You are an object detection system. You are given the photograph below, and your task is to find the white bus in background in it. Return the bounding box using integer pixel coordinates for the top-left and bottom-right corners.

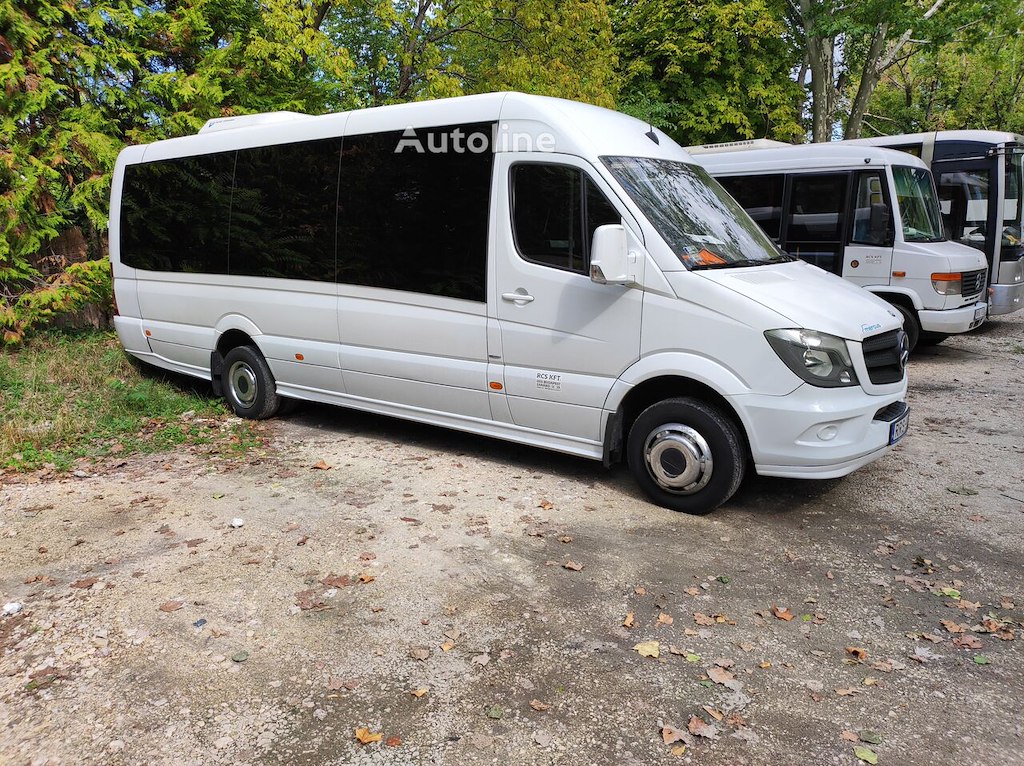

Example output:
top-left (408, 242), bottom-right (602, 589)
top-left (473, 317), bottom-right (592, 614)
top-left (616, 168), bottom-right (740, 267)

top-left (843, 131), bottom-right (1024, 316)
top-left (690, 141), bottom-right (988, 350)
top-left (109, 93), bottom-right (910, 515)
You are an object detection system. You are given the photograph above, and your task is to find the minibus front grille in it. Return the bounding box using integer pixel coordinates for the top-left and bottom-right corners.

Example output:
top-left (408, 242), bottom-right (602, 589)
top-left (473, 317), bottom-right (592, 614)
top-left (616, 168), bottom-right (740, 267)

top-left (862, 330), bottom-right (904, 385)
top-left (961, 269), bottom-right (987, 301)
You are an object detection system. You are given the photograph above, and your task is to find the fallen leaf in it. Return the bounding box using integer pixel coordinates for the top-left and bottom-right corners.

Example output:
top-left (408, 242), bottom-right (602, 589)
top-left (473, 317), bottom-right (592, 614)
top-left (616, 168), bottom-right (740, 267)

top-left (538, 500), bottom-right (554, 510)
top-left (623, 612), bottom-right (635, 628)
top-left (707, 667), bottom-right (734, 685)
top-left (836, 688), bottom-right (861, 696)
top-left (385, 736), bottom-right (401, 747)
top-left (973, 654), bottom-right (991, 665)
top-left (634, 640), bottom-right (660, 658)
top-left (846, 646), bottom-right (868, 662)
top-left (411, 688), bottom-right (429, 698)
top-left (661, 725), bottom-right (686, 744)
top-left (771, 604), bottom-right (795, 621)
top-left (738, 642), bottom-right (755, 652)
top-left (471, 653), bottom-right (490, 666)
top-left (702, 706), bottom-right (725, 721)
top-left (563, 560), bottom-right (583, 572)
top-left (327, 677), bottom-right (346, 690)
top-left (938, 587), bottom-right (961, 599)
top-left (687, 715), bottom-right (719, 740)
top-left (311, 460), bottom-right (332, 471)
top-left (657, 613), bottom-right (674, 626)
top-left (941, 619), bottom-right (967, 634)
top-left (534, 730), bottom-right (553, 747)
top-left (953, 635), bottom-right (983, 649)
top-left (860, 730), bottom-right (883, 745)
top-left (529, 699), bottom-right (551, 711)
top-left (441, 640), bottom-right (455, 652)
top-left (354, 727), bottom-right (382, 744)
top-left (158, 600), bottom-right (184, 612)
top-left (670, 744), bottom-right (687, 756)
top-left (358, 573), bottom-right (375, 584)
top-left (559, 536), bottom-right (573, 544)
top-left (322, 574), bottom-right (352, 588)
top-left (685, 586), bottom-right (701, 596)
top-left (635, 586), bottom-right (647, 595)
top-left (694, 612), bottom-right (715, 626)
top-left (71, 577), bottom-right (100, 589)
top-left (486, 706), bottom-right (503, 719)
top-left (841, 730), bottom-right (859, 742)
top-left (409, 648), bottom-right (430, 661)
top-left (854, 745), bottom-right (879, 764)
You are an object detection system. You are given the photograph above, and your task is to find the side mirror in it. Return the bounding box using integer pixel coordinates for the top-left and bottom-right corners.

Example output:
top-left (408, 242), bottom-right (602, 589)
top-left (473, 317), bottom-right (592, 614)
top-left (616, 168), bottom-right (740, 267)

top-left (590, 224), bottom-right (635, 285)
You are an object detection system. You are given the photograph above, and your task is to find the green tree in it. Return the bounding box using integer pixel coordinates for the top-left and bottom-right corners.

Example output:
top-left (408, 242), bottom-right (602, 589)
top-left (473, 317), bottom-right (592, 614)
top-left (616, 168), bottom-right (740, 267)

top-left (864, 7), bottom-right (1024, 135)
top-left (613, 0), bottom-right (803, 146)
top-left (789, 0), bottom-right (1002, 141)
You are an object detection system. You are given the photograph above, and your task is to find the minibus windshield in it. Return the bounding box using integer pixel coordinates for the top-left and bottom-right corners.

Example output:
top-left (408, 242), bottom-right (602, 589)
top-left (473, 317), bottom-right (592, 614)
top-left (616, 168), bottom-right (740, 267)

top-left (892, 166), bottom-right (944, 242)
top-left (602, 156), bottom-right (792, 269)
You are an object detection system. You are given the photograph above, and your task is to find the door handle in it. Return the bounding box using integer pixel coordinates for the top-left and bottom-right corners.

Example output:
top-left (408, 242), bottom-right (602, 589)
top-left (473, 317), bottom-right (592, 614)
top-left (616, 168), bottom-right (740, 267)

top-left (501, 291), bottom-right (535, 304)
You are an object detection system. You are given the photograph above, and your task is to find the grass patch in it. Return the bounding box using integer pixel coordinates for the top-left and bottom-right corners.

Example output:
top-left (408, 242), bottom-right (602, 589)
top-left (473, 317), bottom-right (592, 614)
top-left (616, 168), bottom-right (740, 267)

top-left (0, 330), bottom-right (263, 471)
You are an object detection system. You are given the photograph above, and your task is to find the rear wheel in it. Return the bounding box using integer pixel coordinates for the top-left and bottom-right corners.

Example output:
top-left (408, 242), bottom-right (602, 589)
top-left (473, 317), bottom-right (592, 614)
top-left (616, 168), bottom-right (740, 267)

top-left (222, 345), bottom-right (281, 420)
top-left (892, 303), bottom-right (920, 352)
top-left (626, 397), bottom-right (746, 515)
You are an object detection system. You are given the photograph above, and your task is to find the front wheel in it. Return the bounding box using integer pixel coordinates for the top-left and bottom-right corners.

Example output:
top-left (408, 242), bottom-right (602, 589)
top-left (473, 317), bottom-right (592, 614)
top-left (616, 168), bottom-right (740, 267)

top-left (222, 345), bottom-right (281, 419)
top-left (891, 303), bottom-right (920, 352)
top-left (626, 397), bottom-right (746, 515)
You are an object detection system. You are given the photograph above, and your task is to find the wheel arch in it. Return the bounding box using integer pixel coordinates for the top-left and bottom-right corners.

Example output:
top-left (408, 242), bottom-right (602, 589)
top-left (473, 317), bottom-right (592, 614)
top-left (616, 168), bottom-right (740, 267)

top-left (210, 318), bottom-right (262, 396)
top-left (603, 374), bottom-right (750, 467)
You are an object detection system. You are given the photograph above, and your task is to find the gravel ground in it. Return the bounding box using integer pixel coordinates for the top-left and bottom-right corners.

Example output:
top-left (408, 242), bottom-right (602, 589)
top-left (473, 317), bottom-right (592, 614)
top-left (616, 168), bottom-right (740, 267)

top-left (1, 313), bottom-right (1023, 766)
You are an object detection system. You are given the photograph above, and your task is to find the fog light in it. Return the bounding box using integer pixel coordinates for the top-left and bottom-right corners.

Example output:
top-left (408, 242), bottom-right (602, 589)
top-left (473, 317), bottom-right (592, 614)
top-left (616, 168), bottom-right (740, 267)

top-left (817, 425), bottom-right (839, 441)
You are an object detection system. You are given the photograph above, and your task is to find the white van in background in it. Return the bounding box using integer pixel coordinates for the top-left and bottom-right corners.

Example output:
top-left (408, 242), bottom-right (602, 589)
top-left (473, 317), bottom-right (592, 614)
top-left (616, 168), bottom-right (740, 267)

top-left (690, 141), bottom-right (989, 350)
top-left (109, 93), bottom-right (909, 515)
top-left (842, 130), bottom-right (1024, 316)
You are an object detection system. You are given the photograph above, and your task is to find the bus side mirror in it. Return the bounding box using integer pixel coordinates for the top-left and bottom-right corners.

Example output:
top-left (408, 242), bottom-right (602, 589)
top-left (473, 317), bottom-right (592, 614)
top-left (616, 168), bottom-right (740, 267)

top-left (870, 202), bottom-right (891, 243)
top-left (590, 224), bottom-right (636, 286)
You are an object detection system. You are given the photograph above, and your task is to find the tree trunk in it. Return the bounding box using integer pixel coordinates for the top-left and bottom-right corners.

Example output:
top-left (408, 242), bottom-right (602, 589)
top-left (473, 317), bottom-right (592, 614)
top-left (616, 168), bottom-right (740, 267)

top-left (844, 22), bottom-right (889, 139)
top-left (799, 0), bottom-right (835, 142)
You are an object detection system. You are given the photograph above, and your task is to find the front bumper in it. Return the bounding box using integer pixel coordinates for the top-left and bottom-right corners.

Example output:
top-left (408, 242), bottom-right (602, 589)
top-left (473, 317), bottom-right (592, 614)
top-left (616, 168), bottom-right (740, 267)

top-left (729, 382), bottom-right (908, 480)
top-left (989, 281), bottom-right (1024, 316)
top-left (918, 301), bottom-right (987, 334)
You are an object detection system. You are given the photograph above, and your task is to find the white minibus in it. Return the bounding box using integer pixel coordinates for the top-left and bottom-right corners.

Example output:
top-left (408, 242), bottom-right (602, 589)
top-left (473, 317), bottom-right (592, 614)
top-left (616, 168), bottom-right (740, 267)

top-left (110, 93), bottom-right (909, 515)
top-left (843, 130), bottom-right (1024, 316)
top-left (690, 141), bottom-right (989, 350)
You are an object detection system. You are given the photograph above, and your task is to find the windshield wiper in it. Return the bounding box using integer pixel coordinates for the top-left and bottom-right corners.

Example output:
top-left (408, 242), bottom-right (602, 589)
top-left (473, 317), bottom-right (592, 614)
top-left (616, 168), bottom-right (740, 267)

top-left (691, 257), bottom-right (788, 271)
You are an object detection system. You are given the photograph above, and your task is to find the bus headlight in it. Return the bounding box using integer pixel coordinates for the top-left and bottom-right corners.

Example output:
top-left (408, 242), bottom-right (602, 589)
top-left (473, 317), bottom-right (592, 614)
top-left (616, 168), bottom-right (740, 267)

top-left (931, 272), bottom-right (963, 295)
top-left (765, 329), bottom-right (859, 388)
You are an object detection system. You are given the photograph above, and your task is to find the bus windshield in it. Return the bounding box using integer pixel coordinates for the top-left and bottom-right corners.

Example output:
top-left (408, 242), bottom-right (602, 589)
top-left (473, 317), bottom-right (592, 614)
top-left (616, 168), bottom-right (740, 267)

top-left (1004, 149), bottom-right (1024, 245)
top-left (892, 166), bottom-right (944, 242)
top-left (602, 156), bottom-right (791, 270)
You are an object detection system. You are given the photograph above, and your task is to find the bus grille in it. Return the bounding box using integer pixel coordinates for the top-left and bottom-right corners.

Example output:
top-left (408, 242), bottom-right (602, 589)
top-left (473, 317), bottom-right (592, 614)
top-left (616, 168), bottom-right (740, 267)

top-left (961, 269), bottom-right (987, 301)
top-left (862, 330), bottom-right (905, 385)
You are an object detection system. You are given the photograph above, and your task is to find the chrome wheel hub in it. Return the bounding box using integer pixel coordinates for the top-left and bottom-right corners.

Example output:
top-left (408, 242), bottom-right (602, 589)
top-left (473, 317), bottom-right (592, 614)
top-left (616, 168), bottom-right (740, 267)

top-left (228, 361), bottom-right (258, 407)
top-left (643, 423), bottom-right (713, 495)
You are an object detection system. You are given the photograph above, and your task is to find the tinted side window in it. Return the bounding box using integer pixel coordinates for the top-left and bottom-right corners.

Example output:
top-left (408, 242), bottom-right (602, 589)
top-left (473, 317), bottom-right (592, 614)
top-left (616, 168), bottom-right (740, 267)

top-left (336, 123), bottom-right (493, 301)
top-left (512, 164), bottom-right (620, 274)
top-left (121, 153), bottom-right (234, 273)
top-left (230, 139), bottom-right (342, 281)
top-left (786, 174), bottom-right (846, 242)
top-left (718, 174), bottom-right (784, 239)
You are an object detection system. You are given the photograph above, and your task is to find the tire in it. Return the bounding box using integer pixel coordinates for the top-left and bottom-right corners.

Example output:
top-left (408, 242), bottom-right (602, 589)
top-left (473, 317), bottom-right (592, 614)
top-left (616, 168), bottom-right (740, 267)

top-left (626, 397), bottom-right (746, 515)
top-left (892, 303), bottom-right (920, 352)
top-left (918, 331), bottom-right (949, 346)
top-left (221, 345), bottom-right (281, 420)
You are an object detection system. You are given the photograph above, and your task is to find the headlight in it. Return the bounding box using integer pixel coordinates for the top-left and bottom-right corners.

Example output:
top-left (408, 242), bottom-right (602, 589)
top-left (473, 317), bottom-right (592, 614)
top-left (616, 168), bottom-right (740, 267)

top-left (765, 329), bottom-right (859, 388)
top-left (931, 272), bottom-right (962, 295)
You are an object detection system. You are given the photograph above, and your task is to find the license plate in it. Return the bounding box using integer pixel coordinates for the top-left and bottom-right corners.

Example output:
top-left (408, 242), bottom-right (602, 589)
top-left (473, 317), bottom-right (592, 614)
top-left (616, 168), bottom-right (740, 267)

top-left (974, 305), bottom-right (987, 322)
top-left (889, 409), bottom-right (910, 445)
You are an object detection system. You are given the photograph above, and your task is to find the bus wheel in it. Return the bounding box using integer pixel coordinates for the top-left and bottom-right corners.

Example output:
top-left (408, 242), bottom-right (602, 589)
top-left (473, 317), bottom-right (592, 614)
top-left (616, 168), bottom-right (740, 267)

top-left (918, 331), bottom-right (949, 346)
top-left (626, 397), bottom-right (746, 515)
top-left (892, 304), bottom-right (920, 352)
top-left (222, 345), bottom-right (281, 420)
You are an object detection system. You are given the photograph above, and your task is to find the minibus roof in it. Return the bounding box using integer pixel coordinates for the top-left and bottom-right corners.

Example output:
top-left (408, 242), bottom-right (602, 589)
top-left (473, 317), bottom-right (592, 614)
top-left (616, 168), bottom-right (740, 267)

top-left (845, 130), bottom-right (1024, 148)
top-left (126, 92), bottom-right (694, 167)
top-left (690, 141), bottom-right (930, 176)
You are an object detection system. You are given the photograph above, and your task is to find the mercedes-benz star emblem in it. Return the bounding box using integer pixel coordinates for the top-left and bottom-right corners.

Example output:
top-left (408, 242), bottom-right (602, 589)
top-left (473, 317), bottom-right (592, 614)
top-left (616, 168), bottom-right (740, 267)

top-left (897, 331), bottom-right (910, 372)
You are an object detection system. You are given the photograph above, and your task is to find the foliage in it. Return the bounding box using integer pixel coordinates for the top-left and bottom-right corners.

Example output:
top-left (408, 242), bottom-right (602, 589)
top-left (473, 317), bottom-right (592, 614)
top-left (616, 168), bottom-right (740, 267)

top-left (864, 6), bottom-right (1024, 135)
top-left (789, 0), bottom-right (1006, 141)
top-left (613, 0), bottom-right (803, 145)
top-left (0, 330), bottom-right (262, 471)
